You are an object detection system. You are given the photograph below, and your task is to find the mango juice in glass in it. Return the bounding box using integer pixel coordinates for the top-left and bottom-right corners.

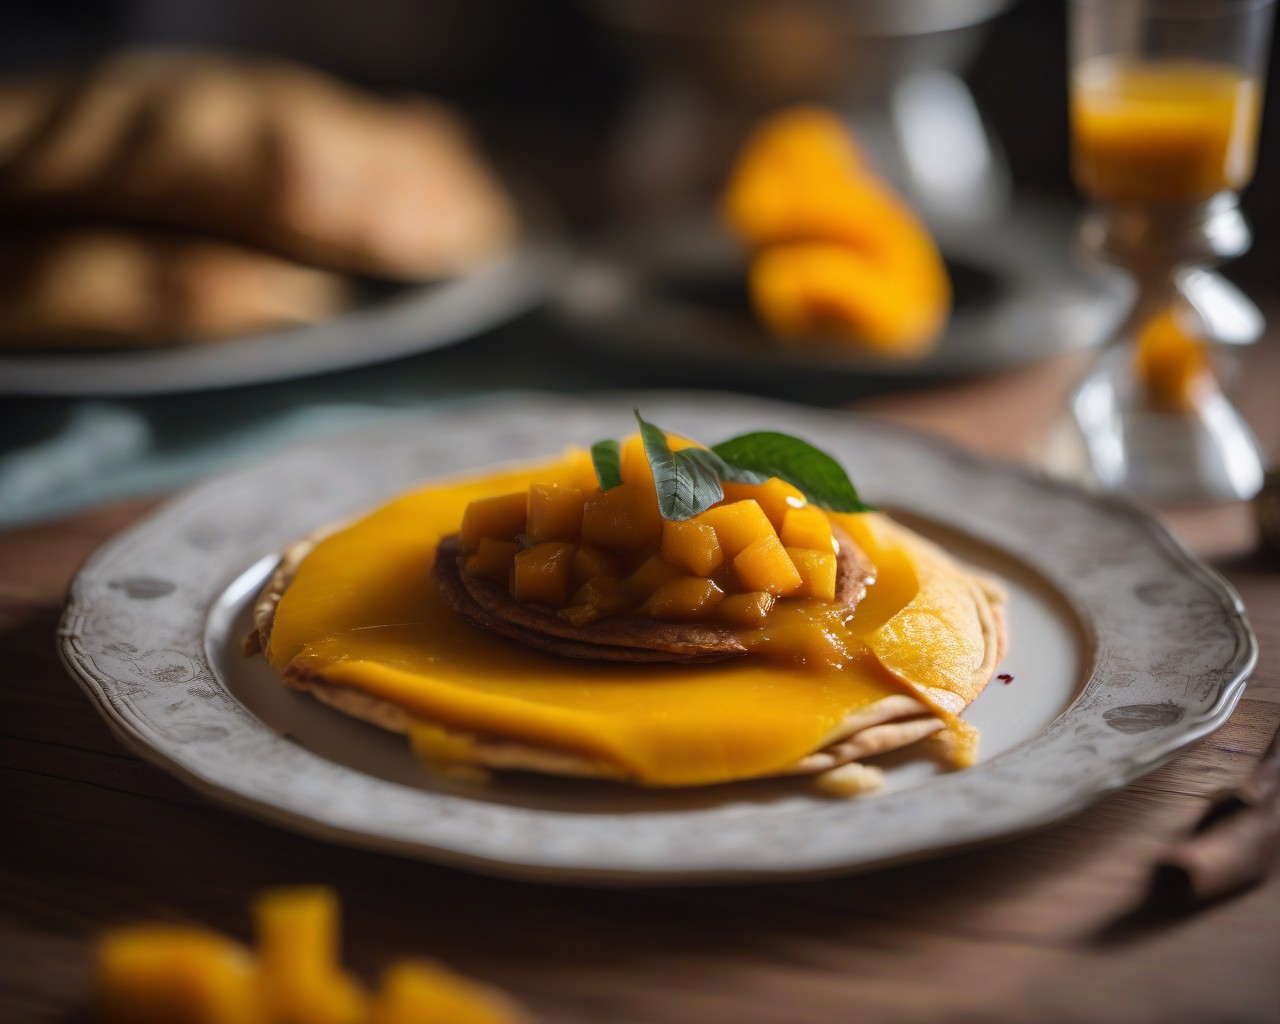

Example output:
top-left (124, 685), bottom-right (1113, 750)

top-left (1070, 0), bottom-right (1273, 207)
top-left (1072, 56), bottom-right (1261, 205)
top-left (1058, 0), bottom-right (1274, 504)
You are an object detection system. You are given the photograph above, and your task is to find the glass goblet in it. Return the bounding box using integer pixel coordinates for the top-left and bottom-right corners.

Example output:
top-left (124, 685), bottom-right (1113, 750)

top-left (1063, 0), bottom-right (1274, 503)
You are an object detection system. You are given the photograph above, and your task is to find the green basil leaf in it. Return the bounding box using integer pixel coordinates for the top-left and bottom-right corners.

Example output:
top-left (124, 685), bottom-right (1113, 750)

top-left (712, 431), bottom-right (875, 512)
top-left (630, 410), bottom-right (870, 520)
top-left (635, 410), bottom-right (735, 520)
top-left (710, 455), bottom-right (771, 487)
top-left (590, 439), bottom-right (623, 490)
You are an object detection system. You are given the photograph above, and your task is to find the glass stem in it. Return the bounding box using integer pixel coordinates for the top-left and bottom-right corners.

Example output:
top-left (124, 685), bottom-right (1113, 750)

top-left (1101, 266), bottom-right (1177, 357)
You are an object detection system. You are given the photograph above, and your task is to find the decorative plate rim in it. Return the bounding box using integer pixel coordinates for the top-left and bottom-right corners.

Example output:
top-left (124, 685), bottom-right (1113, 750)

top-left (58, 392), bottom-right (1256, 884)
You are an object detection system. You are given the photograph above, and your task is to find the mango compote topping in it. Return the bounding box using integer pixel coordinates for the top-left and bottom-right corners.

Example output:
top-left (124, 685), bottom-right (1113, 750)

top-left (456, 433), bottom-right (861, 664)
top-left (722, 106), bottom-right (950, 356)
top-left (1072, 57), bottom-right (1261, 206)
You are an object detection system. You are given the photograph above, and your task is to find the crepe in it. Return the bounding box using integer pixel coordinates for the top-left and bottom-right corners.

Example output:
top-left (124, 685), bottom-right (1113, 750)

top-left (248, 455), bottom-right (1007, 793)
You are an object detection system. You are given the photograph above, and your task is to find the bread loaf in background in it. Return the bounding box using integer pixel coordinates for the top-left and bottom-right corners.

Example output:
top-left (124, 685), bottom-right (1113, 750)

top-left (0, 51), bottom-right (516, 281)
top-left (0, 228), bottom-right (348, 348)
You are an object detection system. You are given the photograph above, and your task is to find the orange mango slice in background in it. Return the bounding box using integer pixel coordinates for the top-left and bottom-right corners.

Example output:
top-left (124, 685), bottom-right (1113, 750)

top-left (751, 242), bottom-right (946, 357)
top-left (723, 105), bottom-right (950, 356)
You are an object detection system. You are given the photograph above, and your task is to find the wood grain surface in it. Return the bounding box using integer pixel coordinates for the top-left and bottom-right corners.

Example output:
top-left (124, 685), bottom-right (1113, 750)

top-left (4, 344), bottom-right (1280, 1024)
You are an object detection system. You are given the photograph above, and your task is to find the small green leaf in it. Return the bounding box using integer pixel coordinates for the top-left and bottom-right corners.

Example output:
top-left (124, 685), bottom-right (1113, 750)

top-left (591, 439), bottom-right (623, 490)
top-left (635, 410), bottom-right (746, 520)
top-left (711, 456), bottom-right (770, 487)
top-left (712, 431), bottom-right (874, 512)
top-left (628, 410), bottom-right (870, 520)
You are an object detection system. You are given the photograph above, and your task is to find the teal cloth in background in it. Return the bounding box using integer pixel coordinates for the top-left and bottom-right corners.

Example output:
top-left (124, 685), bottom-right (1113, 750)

top-left (0, 401), bottom-right (418, 525)
top-left (0, 314), bottom-right (880, 527)
top-left (0, 317), bottom-right (626, 526)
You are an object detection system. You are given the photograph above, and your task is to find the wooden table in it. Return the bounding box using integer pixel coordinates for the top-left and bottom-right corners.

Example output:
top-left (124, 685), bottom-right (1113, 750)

top-left (4, 345), bottom-right (1280, 1024)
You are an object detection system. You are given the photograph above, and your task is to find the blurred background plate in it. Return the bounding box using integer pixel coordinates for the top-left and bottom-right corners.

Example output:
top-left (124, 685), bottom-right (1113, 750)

top-left (554, 201), bottom-right (1130, 389)
top-left (0, 229), bottom-right (565, 398)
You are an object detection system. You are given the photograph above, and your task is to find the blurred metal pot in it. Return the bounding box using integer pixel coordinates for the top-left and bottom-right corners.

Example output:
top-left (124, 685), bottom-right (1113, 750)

top-left (590, 0), bottom-right (1017, 218)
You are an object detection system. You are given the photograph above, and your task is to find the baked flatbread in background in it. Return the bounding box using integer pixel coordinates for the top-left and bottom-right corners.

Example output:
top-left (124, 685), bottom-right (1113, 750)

top-left (0, 51), bottom-right (516, 280)
top-left (0, 228), bottom-right (347, 348)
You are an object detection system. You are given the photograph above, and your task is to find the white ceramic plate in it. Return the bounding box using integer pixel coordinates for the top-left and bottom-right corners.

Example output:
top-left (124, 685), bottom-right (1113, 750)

top-left (0, 236), bottom-right (562, 397)
top-left (59, 394), bottom-right (1255, 884)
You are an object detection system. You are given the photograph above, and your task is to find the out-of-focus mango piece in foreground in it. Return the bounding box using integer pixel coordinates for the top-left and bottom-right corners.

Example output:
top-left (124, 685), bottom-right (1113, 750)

top-left (254, 887), bottom-right (366, 1024)
top-left (1133, 307), bottom-right (1217, 413)
top-left (95, 927), bottom-right (264, 1024)
top-left (94, 888), bottom-right (529, 1023)
top-left (368, 961), bottom-right (529, 1024)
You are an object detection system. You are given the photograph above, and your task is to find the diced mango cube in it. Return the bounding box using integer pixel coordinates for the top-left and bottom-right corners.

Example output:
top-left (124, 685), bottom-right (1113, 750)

top-left (620, 433), bottom-right (657, 491)
top-left (254, 887), bottom-right (365, 1024)
top-left (734, 534), bottom-right (802, 595)
top-left (721, 479), bottom-right (806, 530)
top-left (526, 483), bottom-right (584, 544)
top-left (779, 505), bottom-right (835, 553)
top-left (367, 960), bottom-right (525, 1024)
top-left (787, 547), bottom-right (837, 601)
top-left (580, 484), bottom-right (662, 551)
top-left (95, 926), bottom-right (262, 1024)
top-left (694, 500), bottom-right (777, 558)
top-left (661, 520), bottom-right (724, 576)
top-left (717, 591), bottom-right (777, 628)
top-left (563, 449), bottom-right (601, 492)
top-left (459, 493), bottom-right (527, 553)
top-left (511, 542), bottom-right (576, 607)
top-left (559, 577), bottom-right (634, 627)
top-left (570, 545), bottom-right (621, 589)
top-left (619, 431), bottom-right (704, 492)
top-left (640, 577), bottom-right (726, 621)
top-left (464, 539), bottom-right (519, 586)
top-left (624, 553), bottom-right (687, 600)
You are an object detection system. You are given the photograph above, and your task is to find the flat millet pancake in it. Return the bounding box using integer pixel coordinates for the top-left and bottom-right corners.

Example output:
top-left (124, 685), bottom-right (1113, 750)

top-left (430, 523), bottom-right (874, 664)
